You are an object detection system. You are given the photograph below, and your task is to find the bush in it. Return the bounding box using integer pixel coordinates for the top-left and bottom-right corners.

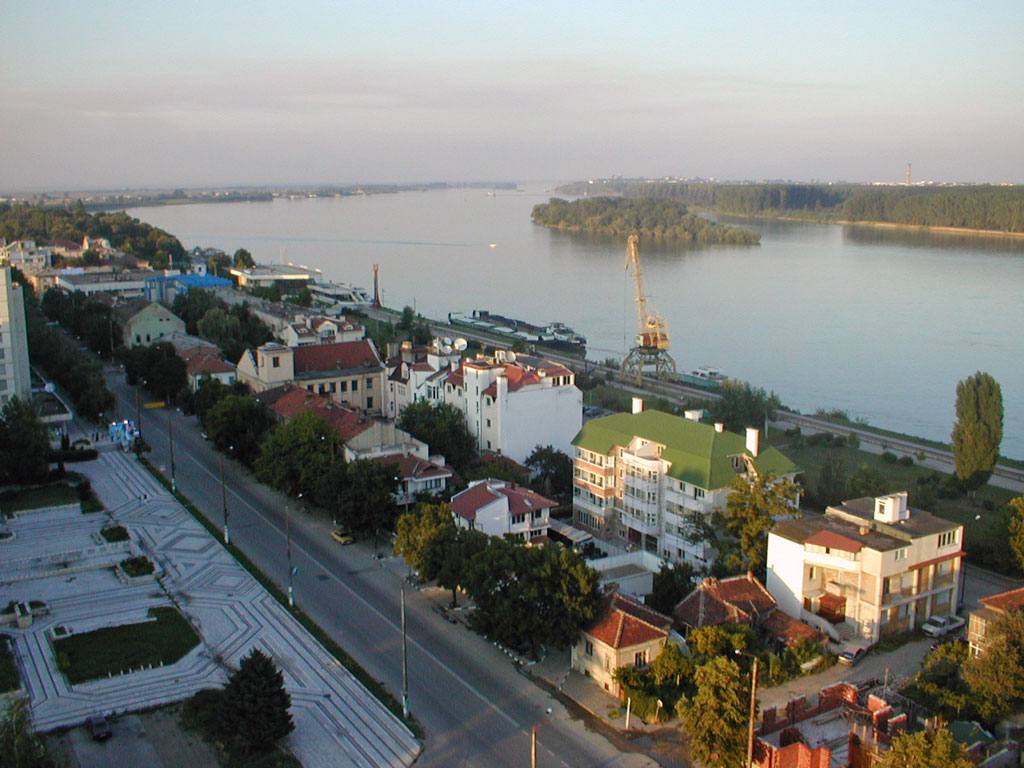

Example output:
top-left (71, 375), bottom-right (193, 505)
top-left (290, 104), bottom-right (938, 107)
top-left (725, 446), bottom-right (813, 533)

top-left (50, 448), bottom-right (99, 463)
top-left (101, 525), bottom-right (129, 542)
top-left (120, 556), bottom-right (154, 577)
top-left (847, 432), bottom-right (860, 449)
top-left (898, 455), bottom-right (914, 467)
top-left (881, 451), bottom-right (898, 464)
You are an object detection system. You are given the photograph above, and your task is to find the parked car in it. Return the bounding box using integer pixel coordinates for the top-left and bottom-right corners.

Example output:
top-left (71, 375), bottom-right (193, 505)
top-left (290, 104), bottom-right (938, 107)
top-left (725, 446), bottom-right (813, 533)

top-left (838, 646), bottom-right (867, 666)
top-left (921, 614), bottom-right (966, 638)
top-left (86, 714), bottom-right (112, 741)
top-left (330, 528), bottom-right (354, 545)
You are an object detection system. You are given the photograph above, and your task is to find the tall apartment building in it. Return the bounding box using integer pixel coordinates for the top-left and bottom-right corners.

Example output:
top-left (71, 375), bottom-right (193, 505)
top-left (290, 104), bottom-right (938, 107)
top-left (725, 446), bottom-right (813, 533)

top-left (767, 492), bottom-right (965, 644)
top-left (0, 266), bottom-right (32, 406)
top-left (571, 405), bottom-right (799, 567)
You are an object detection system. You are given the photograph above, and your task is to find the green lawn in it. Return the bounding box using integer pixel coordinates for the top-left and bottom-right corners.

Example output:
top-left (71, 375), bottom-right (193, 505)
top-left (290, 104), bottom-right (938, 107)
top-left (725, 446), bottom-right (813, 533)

top-left (55, 606), bottom-right (199, 684)
top-left (0, 636), bottom-right (20, 692)
top-left (0, 484), bottom-right (79, 515)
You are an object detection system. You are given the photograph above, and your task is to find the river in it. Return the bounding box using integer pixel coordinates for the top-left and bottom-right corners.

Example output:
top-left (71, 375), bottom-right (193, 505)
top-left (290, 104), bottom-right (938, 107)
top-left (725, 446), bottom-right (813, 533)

top-left (126, 185), bottom-right (1024, 459)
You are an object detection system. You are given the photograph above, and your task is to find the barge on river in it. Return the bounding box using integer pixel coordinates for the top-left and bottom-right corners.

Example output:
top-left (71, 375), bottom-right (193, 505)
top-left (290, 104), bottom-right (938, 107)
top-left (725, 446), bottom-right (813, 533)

top-left (448, 310), bottom-right (586, 352)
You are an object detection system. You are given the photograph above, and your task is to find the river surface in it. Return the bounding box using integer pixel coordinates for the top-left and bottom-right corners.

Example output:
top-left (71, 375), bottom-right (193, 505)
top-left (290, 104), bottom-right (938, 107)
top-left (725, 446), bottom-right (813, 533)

top-left (126, 185), bottom-right (1024, 458)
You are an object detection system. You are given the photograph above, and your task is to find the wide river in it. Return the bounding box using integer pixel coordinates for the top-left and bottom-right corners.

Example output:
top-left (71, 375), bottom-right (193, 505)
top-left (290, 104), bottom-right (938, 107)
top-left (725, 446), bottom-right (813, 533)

top-left (127, 185), bottom-right (1024, 459)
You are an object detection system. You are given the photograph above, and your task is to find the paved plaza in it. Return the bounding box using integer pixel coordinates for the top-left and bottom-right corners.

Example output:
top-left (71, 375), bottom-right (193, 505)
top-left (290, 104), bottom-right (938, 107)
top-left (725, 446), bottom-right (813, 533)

top-left (0, 450), bottom-right (419, 767)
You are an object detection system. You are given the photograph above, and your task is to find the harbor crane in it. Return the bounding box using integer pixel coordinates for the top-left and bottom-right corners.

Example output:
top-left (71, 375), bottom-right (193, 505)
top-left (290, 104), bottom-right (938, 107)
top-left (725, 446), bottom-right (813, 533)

top-left (621, 233), bottom-right (677, 384)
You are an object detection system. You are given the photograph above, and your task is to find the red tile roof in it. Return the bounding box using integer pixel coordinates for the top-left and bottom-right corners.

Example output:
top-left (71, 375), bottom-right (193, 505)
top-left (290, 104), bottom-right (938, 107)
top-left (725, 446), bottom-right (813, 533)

top-left (371, 453), bottom-right (452, 481)
top-left (186, 353), bottom-right (235, 376)
top-left (805, 529), bottom-right (863, 553)
top-left (674, 574), bottom-right (777, 630)
top-left (293, 340), bottom-right (381, 374)
top-left (449, 479), bottom-right (556, 522)
top-left (980, 585), bottom-right (1024, 614)
top-left (586, 592), bottom-right (672, 650)
top-left (269, 387), bottom-right (374, 441)
top-left (450, 482), bottom-right (499, 522)
top-left (760, 610), bottom-right (826, 647)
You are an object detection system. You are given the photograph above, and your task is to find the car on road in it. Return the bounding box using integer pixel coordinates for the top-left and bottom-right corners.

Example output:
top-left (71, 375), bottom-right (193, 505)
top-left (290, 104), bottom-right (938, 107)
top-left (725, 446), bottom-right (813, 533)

top-left (86, 714), bottom-right (112, 741)
top-left (330, 528), bottom-right (354, 545)
top-left (838, 646), bottom-right (868, 666)
top-left (921, 614), bottom-right (966, 638)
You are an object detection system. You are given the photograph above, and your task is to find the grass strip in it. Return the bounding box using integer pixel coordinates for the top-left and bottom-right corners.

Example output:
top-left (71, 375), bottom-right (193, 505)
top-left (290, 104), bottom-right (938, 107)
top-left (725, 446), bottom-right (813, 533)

top-left (0, 635), bottom-right (20, 692)
top-left (55, 606), bottom-right (198, 684)
top-left (139, 457), bottom-right (422, 738)
top-left (0, 483), bottom-right (79, 514)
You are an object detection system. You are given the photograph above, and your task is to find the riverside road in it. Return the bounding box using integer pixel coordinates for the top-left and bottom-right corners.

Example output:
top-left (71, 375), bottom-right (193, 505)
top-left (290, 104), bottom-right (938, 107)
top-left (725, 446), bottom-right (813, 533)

top-left (105, 371), bottom-right (655, 768)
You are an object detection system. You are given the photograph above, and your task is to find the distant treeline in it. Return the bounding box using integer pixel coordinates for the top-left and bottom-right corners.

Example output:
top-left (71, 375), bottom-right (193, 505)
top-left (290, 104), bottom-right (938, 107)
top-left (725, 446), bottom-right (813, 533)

top-left (530, 197), bottom-right (761, 244)
top-left (555, 180), bottom-right (1024, 233)
top-left (0, 201), bottom-right (187, 267)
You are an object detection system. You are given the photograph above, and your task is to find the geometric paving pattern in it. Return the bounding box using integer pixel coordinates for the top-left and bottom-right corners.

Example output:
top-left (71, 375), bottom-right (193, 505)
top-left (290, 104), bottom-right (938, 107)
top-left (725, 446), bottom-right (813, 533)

top-left (0, 451), bottom-right (419, 767)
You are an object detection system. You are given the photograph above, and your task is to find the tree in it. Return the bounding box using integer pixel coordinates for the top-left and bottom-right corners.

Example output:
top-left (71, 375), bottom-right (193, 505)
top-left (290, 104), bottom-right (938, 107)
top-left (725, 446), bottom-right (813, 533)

top-left (204, 394), bottom-right (274, 466)
top-left (525, 445), bottom-right (573, 502)
top-left (902, 641), bottom-right (976, 721)
top-left (254, 412), bottom-right (336, 497)
top-left (421, 526), bottom-right (490, 607)
top-left (951, 371), bottom-right (1003, 492)
top-left (218, 648), bottom-right (294, 754)
top-left (233, 248), bottom-right (255, 268)
top-left (876, 728), bottom-right (971, 768)
top-left (963, 609), bottom-right (1024, 721)
top-left (647, 561), bottom-right (696, 616)
top-left (394, 502), bottom-right (455, 573)
top-left (714, 472), bottom-right (801, 577)
top-left (208, 251), bottom-right (231, 277)
top-left (849, 464), bottom-right (889, 498)
top-left (398, 400), bottom-right (476, 474)
top-left (0, 397), bottom-right (51, 485)
top-left (678, 656), bottom-right (748, 768)
top-left (337, 459), bottom-right (400, 535)
top-left (0, 699), bottom-right (58, 768)
top-left (1009, 495), bottom-right (1024, 572)
top-left (816, 449), bottom-right (847, 507)
top-left (710, 380), bottom-right (781, 433)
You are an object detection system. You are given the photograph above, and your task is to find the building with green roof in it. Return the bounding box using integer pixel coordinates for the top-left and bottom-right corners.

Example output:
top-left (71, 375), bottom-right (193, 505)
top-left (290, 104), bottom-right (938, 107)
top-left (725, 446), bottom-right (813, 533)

top-left (572, 406), bottom-right (799, 567)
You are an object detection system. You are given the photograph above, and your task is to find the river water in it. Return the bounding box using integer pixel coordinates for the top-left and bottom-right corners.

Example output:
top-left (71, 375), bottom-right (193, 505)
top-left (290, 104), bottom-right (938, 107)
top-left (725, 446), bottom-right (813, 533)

top-left (126, 185), bottom-right (1024, 458)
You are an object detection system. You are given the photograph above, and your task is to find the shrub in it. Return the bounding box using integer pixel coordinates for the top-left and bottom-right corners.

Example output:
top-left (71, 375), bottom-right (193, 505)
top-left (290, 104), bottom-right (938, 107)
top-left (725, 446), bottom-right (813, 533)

top-left (101, 525), bottom-right (129, 542)
top-left (898, 455), bottom-right (914, 467)
top-left (50, 448), bottom-right (99, 463)
top-left (881, 451), bottom-right (898, 464)
top-left (847, 432), bottom-right (861, 449)
top-left (120, 556), bottom-right (154, 577)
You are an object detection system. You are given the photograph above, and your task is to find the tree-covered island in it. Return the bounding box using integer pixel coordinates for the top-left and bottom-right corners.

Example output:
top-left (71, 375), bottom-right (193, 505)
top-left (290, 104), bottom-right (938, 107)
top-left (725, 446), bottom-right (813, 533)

top-left (530, 196), bottom-right (761, 244)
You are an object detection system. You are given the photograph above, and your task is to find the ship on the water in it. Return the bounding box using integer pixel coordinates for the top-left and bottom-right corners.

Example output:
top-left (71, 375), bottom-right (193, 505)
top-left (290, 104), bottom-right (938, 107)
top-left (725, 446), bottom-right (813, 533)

top-left (448, 310), bottom-right (586, 352)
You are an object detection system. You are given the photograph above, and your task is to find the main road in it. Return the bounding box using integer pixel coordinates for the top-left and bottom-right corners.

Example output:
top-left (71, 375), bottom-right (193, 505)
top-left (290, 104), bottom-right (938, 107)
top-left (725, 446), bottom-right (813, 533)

top-left (104, 372), bottom-right (655, 768)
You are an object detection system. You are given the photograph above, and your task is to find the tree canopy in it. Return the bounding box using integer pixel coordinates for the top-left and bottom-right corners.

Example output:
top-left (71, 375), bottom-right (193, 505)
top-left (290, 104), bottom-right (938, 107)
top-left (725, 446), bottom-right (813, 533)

top-left (204, 393), bottom-right (274, 466)
top-left (394, 502), bottom-right (455, 573)
top-left (1009, 495), bottom-right (1024, 573)
top-left (710, 380), bottom-right (781, 434)
top-left (217, 648), bottom-right (294, 754)
top-left (398, 400), bottom-right (477, 474)
top-left (647, 560), bottom-right (697, 616)
top-left (713, 472), bottom-right (801, 577)
top-left (337, 459), bottom-right (400, 535)
top-left (0, 398), bottom-right (51, 485)
top-left (951, 371), bottom-right (1003, 491)
top-left (254, 412), bottom-right (337, 497)
top-left (531, 197), bottom-right (760, 243)
top-left (963, 608), bottom-right (1024, 720)
top-left (876, 728), bottom-right (972, 768)
top-left (677, 656), bottom-right (749, 768)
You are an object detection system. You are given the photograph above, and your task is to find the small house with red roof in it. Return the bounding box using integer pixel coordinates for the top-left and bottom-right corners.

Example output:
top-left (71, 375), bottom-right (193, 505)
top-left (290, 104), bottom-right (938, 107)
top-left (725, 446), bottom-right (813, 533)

top-left (450, 478), bottom-right (556, 542)
top-left (236, 339), bottom-right (384, 414)
top-left (968, 585), bottom-right (1024, 657)
top-left (280, 315), bottom-right (365, 347)
top-left (674, 573), bottom-right (778, 633)
top-left (571, 591), bottom-right (674, 696)
top-left (184, 352), bottom-right (236, 391)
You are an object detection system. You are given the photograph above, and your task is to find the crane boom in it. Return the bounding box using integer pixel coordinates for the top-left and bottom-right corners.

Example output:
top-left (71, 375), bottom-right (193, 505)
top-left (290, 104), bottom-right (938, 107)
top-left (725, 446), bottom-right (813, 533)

top-left (625, 234), bottom-right (670, 351)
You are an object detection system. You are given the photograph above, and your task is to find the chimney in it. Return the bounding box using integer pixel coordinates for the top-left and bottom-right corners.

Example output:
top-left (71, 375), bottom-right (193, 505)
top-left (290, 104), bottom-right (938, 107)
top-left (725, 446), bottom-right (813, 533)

top-left (746, 427), bottom-right (760, 457)
top-left (714, 423), bottom-right (725, 433)
top-left (684, 409), bottom-right (704, 422)
top-left (632, 397), bottom-right (644, 414)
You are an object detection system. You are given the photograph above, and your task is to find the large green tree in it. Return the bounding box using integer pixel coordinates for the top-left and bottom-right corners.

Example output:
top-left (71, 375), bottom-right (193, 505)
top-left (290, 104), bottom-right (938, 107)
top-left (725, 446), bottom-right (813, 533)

top-left (951, 371), bottom-right (1003, 492)
top-left (678, 656), bottom-right (749, 768)
top-left (204, 394), bottom-right (274, 466)
top-left (525, 445), bottom-right (573, 502)
top-left (647, 561), bottom-right (696, 616)
top-left (421, 526), bottom-right (490, 607)
top-left (398, 400), bottom-right (476, 474)
top-left (217, 648), bottom-right (294, 754)
top-left (1009, 495), bottom-right (1024, 572)
top-left (963, 608), bottom-right (1024, 721)
top-left (816, 449), bottom-right (847, 507)
top-left (710, 380), bottom-right (781, 433)
top-left (254, 412), bottom-right (336, 497)
top-left (233, 248), bottom-right (255, 268)
top-left (901, 641), bottom-right (976, 721)
top-left (0, 699), bottom-right (59, 768)
top-left (0, 398), bottom-right (51, 485)
top-left (876, 728), bottom-right (971, 768)
top-left (713, 472), bottom-right (801, 577)
top-left (337, 459), bottom-right (400, 535)
top-left (394, 502), bottom-right (455, 573)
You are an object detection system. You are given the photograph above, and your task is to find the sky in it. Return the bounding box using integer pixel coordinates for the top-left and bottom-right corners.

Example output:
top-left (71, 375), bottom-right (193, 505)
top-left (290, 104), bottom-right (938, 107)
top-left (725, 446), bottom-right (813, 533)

top-left (2, 0), bottom-right (1023, 190)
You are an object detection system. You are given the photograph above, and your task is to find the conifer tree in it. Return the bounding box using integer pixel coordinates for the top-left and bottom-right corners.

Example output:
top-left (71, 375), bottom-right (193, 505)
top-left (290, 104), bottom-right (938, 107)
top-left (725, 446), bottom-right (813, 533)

top-left (951, 371), bottom-right (1003, 492)
top-left (219, 648), bottom-right (294, 753)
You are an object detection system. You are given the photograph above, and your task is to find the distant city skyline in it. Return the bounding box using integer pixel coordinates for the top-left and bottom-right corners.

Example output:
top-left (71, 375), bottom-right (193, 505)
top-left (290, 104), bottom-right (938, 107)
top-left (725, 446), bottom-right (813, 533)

top-left (2, 1), bottom-right (1022, 190)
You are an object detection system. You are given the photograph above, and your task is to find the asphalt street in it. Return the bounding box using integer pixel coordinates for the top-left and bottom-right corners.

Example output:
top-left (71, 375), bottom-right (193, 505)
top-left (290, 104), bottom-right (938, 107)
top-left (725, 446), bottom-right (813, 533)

top-left (104, 372), bottom-right (654, 768)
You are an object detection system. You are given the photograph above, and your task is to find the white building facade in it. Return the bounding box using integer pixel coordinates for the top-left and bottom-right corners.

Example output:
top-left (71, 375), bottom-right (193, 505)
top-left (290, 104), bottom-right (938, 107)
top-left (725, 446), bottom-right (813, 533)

top-left (0, 266), bottom-right (31, 405)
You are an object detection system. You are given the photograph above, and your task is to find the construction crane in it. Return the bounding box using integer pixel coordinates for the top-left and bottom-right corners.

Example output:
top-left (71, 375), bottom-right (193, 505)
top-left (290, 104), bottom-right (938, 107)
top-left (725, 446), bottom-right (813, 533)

top-left (621, 233), bottom-right (677, 384)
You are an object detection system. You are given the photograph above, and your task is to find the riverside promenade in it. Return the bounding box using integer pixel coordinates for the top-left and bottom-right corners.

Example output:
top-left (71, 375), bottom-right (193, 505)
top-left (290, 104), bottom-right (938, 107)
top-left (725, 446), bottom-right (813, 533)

top-left (1, 449), bottom-right (419, 768)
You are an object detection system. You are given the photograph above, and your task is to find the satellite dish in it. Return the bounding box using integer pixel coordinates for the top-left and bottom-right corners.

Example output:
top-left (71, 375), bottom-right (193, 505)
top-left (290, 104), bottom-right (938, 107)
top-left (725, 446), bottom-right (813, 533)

top-left (441, 345), bottom-right (453, 354)
top-left (442, 337), bottom-right (454, 347)
top-left (453, 338), bottom-right (468, 351)
top-left (505, 351), bottom-right (517, 363)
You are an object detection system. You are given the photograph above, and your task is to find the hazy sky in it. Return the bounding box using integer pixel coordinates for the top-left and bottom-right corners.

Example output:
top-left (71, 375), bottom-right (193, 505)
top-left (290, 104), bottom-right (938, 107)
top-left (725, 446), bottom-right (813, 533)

top-left (3, 1), bottom-right (1022, 189)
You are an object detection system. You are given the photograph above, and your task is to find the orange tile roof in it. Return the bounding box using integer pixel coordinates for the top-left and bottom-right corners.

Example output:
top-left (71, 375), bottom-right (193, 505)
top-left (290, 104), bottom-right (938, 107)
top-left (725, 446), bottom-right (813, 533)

top-left (586, 592), bottom-right (672, 650)
top-left (980, 585), bottom-right (1024, 614)
top-left (805, 529), bottom-right (863, 553)
top-left (269, 387), bottom-right (374, 441)
top-left (293, 340), bottom-right (381, 374)
top-left (673, 573), bottom-right (776, 629)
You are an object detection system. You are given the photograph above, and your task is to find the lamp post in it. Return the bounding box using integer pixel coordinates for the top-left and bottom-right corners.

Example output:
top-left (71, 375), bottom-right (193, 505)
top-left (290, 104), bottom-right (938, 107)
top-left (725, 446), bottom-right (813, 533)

top-left (735, 649), bottom-right (759, 768)
top-left (401, 581), bottom-right (409, 719)
top-left (286, 493), bottom-right (302, 608)
top-left (529, 708), bottom-right (553, 768)
top-left (220, 452), bottom-right (230, 544)
top-left (167, 411), bottom-right (176, 492)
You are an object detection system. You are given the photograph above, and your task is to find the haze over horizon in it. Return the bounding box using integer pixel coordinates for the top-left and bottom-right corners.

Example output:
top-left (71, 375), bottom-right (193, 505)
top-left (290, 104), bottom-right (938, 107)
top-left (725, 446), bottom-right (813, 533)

top-left (3, 1), bottom-right (1023, 190)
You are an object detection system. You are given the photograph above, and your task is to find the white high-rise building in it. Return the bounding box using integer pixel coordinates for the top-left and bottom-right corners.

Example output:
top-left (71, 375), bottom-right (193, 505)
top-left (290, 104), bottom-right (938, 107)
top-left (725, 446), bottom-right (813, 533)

top-left (0, 266), bottom-right (32, 406)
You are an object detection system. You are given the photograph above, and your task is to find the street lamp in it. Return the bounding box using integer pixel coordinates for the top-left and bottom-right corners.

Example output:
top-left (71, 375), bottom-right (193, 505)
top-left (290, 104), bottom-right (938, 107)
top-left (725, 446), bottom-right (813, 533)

top-left (401, 581), bottom-right (409, 719)
top-left (529, 708), bottom-right (553, 768)
top-left (220, 451), bottom-right (230, 544)
top-left (167, 411), bottom-right (176, 492)
top-left (287, 493), bottom-right (303, 608)
top-left (734, 649), bottom-right (760, 768)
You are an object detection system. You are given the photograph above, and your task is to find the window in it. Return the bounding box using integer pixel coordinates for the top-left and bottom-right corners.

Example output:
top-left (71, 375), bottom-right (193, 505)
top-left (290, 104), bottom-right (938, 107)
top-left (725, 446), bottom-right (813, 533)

top-left (807, 567), bottom-right (816, 580)
top-left (894, 548), bottom-right (908, 561)
top-left (366, 377), bottom-right (373, 389)
top-left (634, 650), bottom-right (647, 667)
top-left (938, 530), bottom-right (958, 548)
top-left (367, 397), bottom-right (373, 409)
top-left (693, 487), bottom-right (705, 499)
top-left (486, 418), bottom-right (491, 428)
top-left (329, 382), bottom-right (336, 393)
top-left (511, 514), bottom-right (526, 525)
top-left (339, 381), bottom-right (348, 392)
top-left (585, 641), bottom-right (593, 657)
top-left (272, 356), bottom-right (280, 368)
top-left (352, 380), bottom-right (358, 391)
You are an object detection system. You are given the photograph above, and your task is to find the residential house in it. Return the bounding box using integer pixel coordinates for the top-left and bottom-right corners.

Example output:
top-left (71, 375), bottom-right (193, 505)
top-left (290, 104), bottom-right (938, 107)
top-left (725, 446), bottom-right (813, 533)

top-left (184, 352), bottom-right (236, 392)
top-left (968, 585), bottom-right (1024, 656)
top-left (279, 315), bottom-right (365, 347)
top-left (571, 403), bottom-right (799, 567)
top-left (766, 492), bottom-right (965, 645)
top-left (371, 453), bottom-right (454, 506)
top-left (450, 478), bottom-right (555, 542)
top-left (571, 591), bottom-right (674, 696)
top-left (115, 297), bottom-right (187, 347)
top-left (438, 349), bottom-right (582, 464)
top-left (0, 266), bottom-right (32, 405)
top-left (384, 339), bottom-right (462, 419)
top-left (0, 240), bottom-right (53, 270)
top-left (235, 339), bottom-right (384, 414)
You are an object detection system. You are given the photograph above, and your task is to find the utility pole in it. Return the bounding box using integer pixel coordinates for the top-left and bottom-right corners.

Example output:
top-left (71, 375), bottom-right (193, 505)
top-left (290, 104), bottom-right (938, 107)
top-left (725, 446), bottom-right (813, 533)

top-left (735, 649), bottom-right (759, 768)
top-left (286, 502), bottom-right (294, 608)
top-left (401, 582), bottom-right (409, 719)
top-left (168, 411), bottom-right (176, 492)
